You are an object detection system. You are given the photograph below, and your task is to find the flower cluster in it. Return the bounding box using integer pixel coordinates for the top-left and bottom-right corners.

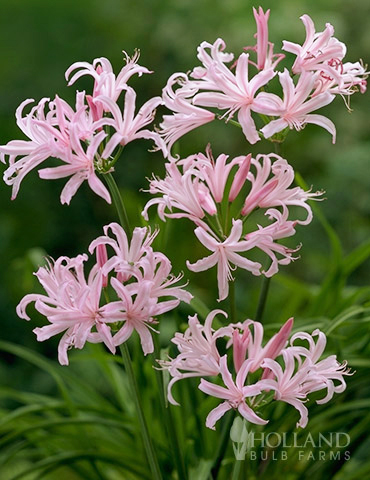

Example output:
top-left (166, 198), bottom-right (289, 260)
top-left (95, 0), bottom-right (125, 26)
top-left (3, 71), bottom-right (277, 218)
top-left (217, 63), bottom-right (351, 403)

top-left (159, 8), bottom-right (367, 158)
top-left (161, 310), bottom-right (351, 429)
top-left (143, 147), bottom-right (321, 300)
top-left (3, 5), bottom-right (358, 447)
top-left (0, 52), bottom-right (164, 204)
top-left (17, 223), bottom-right (192, 364)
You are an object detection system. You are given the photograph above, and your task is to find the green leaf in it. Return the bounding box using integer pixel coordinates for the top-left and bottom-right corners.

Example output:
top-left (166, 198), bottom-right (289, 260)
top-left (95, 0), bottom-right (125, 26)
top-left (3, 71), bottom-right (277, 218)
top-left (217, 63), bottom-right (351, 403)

top-left (325, 305), bottom-right (366, 335)
top-left (343, 239), bottom-right (370, 277)
top-left (188, 458), bottom-right (213, 480)
top-left (7, 450), bottom-right (151, 480)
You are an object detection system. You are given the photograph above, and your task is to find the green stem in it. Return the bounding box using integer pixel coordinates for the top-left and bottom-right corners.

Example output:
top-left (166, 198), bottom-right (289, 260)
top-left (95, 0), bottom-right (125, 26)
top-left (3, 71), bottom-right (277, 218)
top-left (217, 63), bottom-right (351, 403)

top-left (224, 203), bottom-right (230, 232)
top-left (103, 172), bottom-right (131, 238)
top-left (119, 344), bottom-right (162, 480)
top-left (153, 336), bottom-right (187, 480)
top-left (104, 173), bottom-right (162, 479)
top-left (229, 279), bottom-right (237, 324)
top-left (231, 459), bottom-right (243, 480)
top-left (211, 410), bottom-right (235, 479)
top-left (215, 213), bottom-right (225, 238)
top-left (255, 273), bottom-right (271, 323)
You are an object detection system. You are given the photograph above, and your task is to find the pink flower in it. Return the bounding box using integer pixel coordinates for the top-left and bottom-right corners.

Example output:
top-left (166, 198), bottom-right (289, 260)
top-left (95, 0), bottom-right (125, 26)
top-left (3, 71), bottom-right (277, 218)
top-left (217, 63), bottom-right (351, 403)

top-left (159, 38), bottom-right (276, 147)
top-left (242, 154), bottom-right (322, 224)
top-left (231, 317), bottom-right (294, 373)
top-left (38, 125), bottom-right (110, 204)
top-left (199, 356), bottom-right (270, 429)
top-left (104, 270), bottom-right (190, 356)
top-left (282, 15), bottom-right (346, 75)
top-left (256, 69), bottom-right (336, 142)
top-left (143, 150), bottom-right (250, 225)
top-left (179, 147), bottom-right (248, 204)
top-left (312, 60), bottom-right (368, 97)
top-left (92, 87), bottom-right (165, 156)
top-left (245, 207), bottom-right (300, 277)
top-left (65, 51), bottom-right (152, 111)
top-left (103, 278), bottom-right (159, 355)
top-left (1, 97), bottom-right (70, 199)
top-left (90, 222), bottom-right (192, 314)
top-left (0, 92), bottom-right (111, 203)
top-left (261, 352), bottom-right (311, 428)
top-left (244, 7), bottom-right (285, 71)
top-left (186, 219), bottom-right (262, 301)
top-left (67, 53), bottom-right (165, 154)
top-left (288, 329), bottom-right (351, 404)
top-left (138, 248), bottom-right (193, 308)
top-left (261, 329), bottom-right (351, 428)
top-left (255, 156), bottom-right (315, 214)
top-left (145, 150), bottom-right (320, 288)
top-left (89, 223), bottom-right (158, 282)
top-left (16, 255), bottom-right (115, 366)
top-left (142, 161), bottom-right (213, 227)
top-left (17, 223), bottom-right (192, 362)
top-left (160, 309), bottom-right (230, 405)
top-left (192, 46), bottom-right (276, 144)
top-left (160, 73), bottom-right (215, 159)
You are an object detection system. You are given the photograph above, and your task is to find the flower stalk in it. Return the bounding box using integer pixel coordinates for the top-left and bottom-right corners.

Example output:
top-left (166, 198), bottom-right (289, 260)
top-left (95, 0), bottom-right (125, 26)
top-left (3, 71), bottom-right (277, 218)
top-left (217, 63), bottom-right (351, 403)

top-left (106, 172), bottom-right (162, 480)
top-left (119, 344), bottom-right (162, 480)
top-left (104, 172), bottom-right (131, 239)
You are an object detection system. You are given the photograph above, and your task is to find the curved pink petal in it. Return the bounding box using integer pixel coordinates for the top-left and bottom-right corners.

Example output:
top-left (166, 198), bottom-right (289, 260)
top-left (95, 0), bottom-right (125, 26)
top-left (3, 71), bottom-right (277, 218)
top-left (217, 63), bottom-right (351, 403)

top-left (205, 401), bottom-right (232, 430)
top-left (238, 401), bottom-right (268, 425)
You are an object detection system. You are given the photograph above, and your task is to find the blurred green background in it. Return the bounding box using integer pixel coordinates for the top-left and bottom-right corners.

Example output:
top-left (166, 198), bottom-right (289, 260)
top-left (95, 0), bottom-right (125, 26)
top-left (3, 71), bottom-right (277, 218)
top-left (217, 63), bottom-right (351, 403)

top-left (0, 0), bottom-right (369, 478)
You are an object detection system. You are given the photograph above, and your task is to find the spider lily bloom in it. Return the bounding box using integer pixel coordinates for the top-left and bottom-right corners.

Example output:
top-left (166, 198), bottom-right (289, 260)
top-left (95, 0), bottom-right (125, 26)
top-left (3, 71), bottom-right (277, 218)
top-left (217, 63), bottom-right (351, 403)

top-left (241, 154), bottom-right (321, 224)
top-left (256, 69), bottom-right (336, 142)
top-left (312, 60), bottom-right (368, 97)
top-left (288, 329), bottom-right (351, 404)
top-left (160, 73), bottom-right (215, 159)
top-left (191, 38), bottom-right (235, 85)
top-left (199, 356), bottom-right (271, 430)
top-left (261, 328), bottom-right (351, 428)
top-left (16, 255), bottom-right (116, 366)
top-left (160, 310), bottom-right (230, 405)
top-left (89, 223), bottom-right (158, 282)
top-left (93, 87), bottom-right (165, 156)
top-left (282, 14), bottom-right (367, 97)
top-left (192, 50), bottom-right (276, 144)
top-left (1, 97), bottom-right (70, 200)
top-left (245, 207), bottom-right (300, 277)
top-left (1, 92), bottom-right (104, 202)
top-left (142, 161), bottom-right (214, 227)
top-left (244, 7), bottom-right (285, 71)
top-left (187, 219), bottom-right (262, 302)
top-left (282, 14), bottom-right (346, 76)
top-left (143, 150), bottom-right (250, 226)
top-left (38, 125), bottom-right (110, 204)
top-left (261, 352), bottom-right (311, 428)
top-left (65, 51), bottom-right (152, 106)
top-left (230, 317), bottom-right (294, 374)
top-left (160, 38), bottom-right (276, 145)
top-left (104, 270), bottom-right (190, 355)
top-left (90, 222), bottom-right (192, 312)
top-left (138, 248), bottom-right (193, 308)
top-left (179, 147), bottom-right (248, 204)
top-left (104, 278), bottom-right (159, 355)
